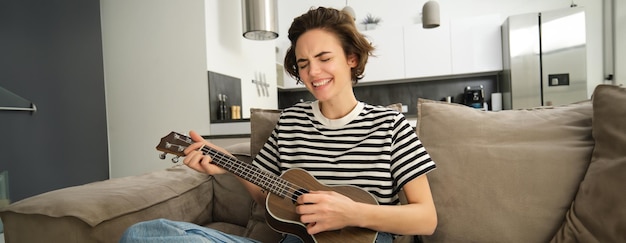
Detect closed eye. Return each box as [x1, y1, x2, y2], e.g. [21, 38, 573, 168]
[296, 51, 332, 69]
[296, 59, 309, 69]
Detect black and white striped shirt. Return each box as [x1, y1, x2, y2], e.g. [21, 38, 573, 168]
[253, 101, 436, 205]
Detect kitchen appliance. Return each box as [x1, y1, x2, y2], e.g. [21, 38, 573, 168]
[501, 7, 587, 109]
[463, 85, 485, 109]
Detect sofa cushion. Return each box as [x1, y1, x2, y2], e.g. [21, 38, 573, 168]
[416, 98, 593, 243]
[226, 142, 253, 158]
[211, 173, 255, 227]
[212, 144, 283, 242]
[0, 165, 212, 227]
[250, 108, 282, 158]
[243, 200, 284, 243]
[552, 84, 626, 242]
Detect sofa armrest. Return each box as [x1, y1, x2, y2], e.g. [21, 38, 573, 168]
[0, 165, 215, 243]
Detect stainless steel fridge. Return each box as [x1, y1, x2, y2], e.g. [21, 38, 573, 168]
[501, 7, 587, 109]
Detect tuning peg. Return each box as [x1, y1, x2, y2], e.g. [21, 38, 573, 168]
[171, 156, 180, 163]
[159, 153, 167, 160]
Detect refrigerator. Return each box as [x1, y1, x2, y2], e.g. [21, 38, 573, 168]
[500, 7, 587, 109]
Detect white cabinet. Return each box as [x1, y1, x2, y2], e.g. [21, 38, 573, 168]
[360, 26, 405, 83]
[277, 14, 503, 88]
[404, 14, 503, 79]
[404, 23, 452, 78]
[275, 41, 303, 90]
[277, 64, 302, 89]
[450, 14, 503, 74]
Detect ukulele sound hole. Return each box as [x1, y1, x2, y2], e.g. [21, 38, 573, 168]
[291, 188, 309, 204]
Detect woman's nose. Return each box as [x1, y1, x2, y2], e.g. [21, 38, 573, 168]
[308, 62, 321, 75]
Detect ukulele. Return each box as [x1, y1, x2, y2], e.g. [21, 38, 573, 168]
[156, 131, 378, 243]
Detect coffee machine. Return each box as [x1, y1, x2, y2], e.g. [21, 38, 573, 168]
[463, 85, 485, 109]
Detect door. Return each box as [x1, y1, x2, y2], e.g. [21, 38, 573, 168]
[540, 8, 588, 106]
[503, 12, 542, 109]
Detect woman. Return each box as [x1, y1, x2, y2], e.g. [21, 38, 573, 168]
[121, 6, 437, 243]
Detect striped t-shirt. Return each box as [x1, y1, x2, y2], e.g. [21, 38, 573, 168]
[252, 101, 436, 205]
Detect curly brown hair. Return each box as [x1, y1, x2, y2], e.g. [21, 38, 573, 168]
[283, 7, 374, 85]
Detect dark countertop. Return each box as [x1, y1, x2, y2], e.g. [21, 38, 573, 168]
[210, 118, 250, 124]
[202, 134, 250, 139]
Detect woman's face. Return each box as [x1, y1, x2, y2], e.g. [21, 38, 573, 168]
[295, 28, 357, 102]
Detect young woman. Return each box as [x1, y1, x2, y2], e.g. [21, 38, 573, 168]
[121, 7, 437, 243]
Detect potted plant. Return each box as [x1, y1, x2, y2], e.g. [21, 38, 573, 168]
[361, 13, 381, 30]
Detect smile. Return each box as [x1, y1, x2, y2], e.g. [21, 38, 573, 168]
[312, 78, 332, 87]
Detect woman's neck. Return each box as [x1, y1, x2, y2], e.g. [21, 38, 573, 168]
[318, 96, 358, 119]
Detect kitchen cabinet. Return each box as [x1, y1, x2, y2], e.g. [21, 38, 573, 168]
[277, 14, 503, 89]
[277, 63, 302, 89]
[275, 41, 303, 90]
[450, 14, 503, 74]
[360, 26, 405, 83]
[404, 23, 452, 78]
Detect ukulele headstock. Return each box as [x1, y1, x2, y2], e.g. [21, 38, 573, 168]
[156, 132, 192, 162]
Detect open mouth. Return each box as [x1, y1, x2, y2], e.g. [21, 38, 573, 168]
[312, 78, 332, 87]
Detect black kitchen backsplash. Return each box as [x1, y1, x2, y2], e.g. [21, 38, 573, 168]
[278, 74, 499, 118]
[208, 71, 242, 122]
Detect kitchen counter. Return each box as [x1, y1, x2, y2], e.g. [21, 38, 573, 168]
[202, 134, 250, 139]
[209, 119, 250, 136]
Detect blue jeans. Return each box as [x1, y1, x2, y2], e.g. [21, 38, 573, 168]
[120, 218, 393, 243]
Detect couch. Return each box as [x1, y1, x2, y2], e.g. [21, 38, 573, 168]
[1, 84, 624, 242]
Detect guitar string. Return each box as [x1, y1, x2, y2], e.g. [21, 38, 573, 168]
[171, 132, 307, 201]
[201, 146, 307, 200]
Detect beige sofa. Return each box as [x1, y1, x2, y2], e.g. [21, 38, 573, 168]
[1, 84, 624, 242]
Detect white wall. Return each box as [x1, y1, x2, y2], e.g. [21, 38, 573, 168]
[102, 0, 279, 178]
[277, 0, 605, 97]
[204, 0, 278, 119]
[616, 0, 625, 86]
[102, 0, 210, 178]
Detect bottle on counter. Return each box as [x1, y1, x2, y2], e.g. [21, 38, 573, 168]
[220, 94, 228, 120]
[217, 94, 223, 120]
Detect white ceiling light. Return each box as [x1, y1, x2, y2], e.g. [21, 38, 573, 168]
[422, 0, 440, 28]
[342, 0, 356, 21]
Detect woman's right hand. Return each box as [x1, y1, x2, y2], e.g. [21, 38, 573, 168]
[183, 130, 228, 175]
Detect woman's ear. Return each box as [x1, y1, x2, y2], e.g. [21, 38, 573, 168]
[347, 54, 358, 68]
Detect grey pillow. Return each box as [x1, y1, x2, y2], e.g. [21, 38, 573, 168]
[416, 98, 593, 243]
[249, 108, 282, 159]
[551, 85, 626, 242]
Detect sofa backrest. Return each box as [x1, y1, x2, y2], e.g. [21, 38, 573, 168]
[249, 108, 282, 159]
[416, 98, 594, 243]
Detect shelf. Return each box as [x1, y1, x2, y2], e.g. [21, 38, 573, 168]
[0, 86, 36, 113]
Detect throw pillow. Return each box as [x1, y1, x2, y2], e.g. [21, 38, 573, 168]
[551, 85, 626, 242]
[249, 108, 282, 158]
[416, 98, 593, 242]
[387, 103, 403, 112]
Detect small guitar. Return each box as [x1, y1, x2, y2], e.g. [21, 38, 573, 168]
[156, 131, 379, 243]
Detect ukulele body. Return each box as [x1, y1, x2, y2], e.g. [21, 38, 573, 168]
[265, 168, 378, 243]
